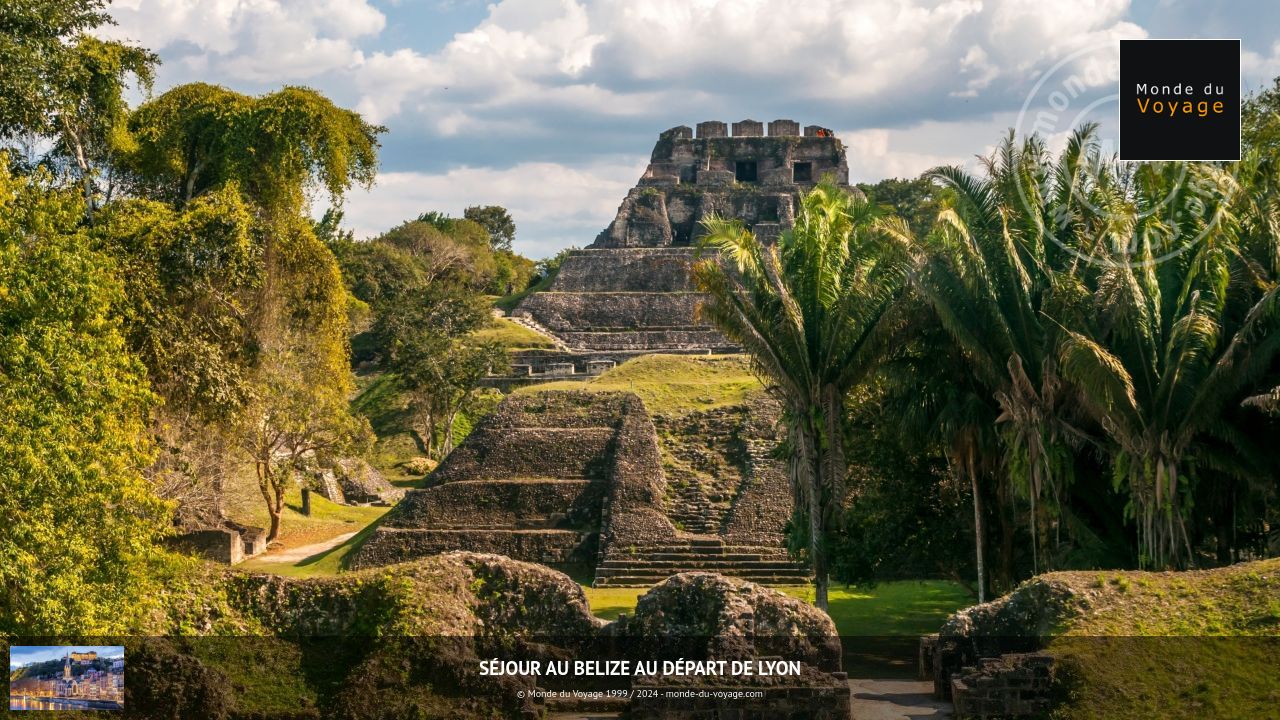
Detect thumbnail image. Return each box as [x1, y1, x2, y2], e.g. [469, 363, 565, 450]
[8, 646, 124, 711]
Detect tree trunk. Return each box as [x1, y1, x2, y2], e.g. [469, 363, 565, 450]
[968, 447, 986, 603]
[269, 482, 285, 543]
[443, 410, 458, 456]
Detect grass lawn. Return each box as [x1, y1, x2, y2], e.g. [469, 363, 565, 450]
[238, 516, 384, 578]
[582, 580, 972, 637]
[472, 316, 557, 349]
[516, 354, 765, 417]
[226, 481, 388, 555]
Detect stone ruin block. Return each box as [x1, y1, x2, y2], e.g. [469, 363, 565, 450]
[171, 521, 267, 565]
[753, 222, 783, 245]
[228, 521, 268, 557]
[545, 362, 576, 376]
[731, 119, 763, 137]
[768, 118, 800, 136]
[804, 124, 835, 137]
[695, 120, 727, 138]
[586, 359, 616, 375]
[661, 125, 693, 140]
[695, 169, 734, 187]
[509, 363, 532, 376]
[760, 166, 793, 185]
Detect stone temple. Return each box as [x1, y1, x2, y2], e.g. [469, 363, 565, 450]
[508, 119, 851, 373]
[355, 122, 853, 585]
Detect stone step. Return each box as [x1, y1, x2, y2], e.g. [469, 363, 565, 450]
[602, 552, 781, 563]
[593, 573, 811, 588]
[594, 564, 808, 576]
[620, 544, 784, 554]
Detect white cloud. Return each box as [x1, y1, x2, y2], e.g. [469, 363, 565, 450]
[344, 0, 1143, 128]
[101, 0, 384, 82]
[337, 159, 646, 258]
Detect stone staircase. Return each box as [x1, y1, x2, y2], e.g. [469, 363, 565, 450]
[666, 480, 718, 534]
[504, 312, 571, 351]
[593, 537, 810, 587]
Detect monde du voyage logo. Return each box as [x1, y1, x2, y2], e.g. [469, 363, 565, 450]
[1120, 39, 1241, 161]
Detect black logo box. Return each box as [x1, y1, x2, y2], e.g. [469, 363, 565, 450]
[1119, 39, 1240, 161]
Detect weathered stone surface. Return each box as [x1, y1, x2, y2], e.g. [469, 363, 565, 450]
[613, 573, 842, 672]
[170, 521, 267, 565]
[331, 457, 404, 504]
[768, 118, 800, 136]
[519, 291, 704, 331]
[696, 120, 727, 138]
[614, 574, 848, 720]
[949, 653, 1056, 719]
[926, 576, 1084, 710]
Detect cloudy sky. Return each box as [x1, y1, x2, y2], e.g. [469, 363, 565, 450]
[99, 0, 1280, 258]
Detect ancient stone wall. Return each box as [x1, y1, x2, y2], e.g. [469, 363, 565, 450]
[351, 527, 598, 569]
[519, 291, 704, 331]
[552, 329, 732, 352]
[948, 653, 1056, 719]
[597, 398, 680, 554]
[550, 248, 700, 292]
[390, 479, 605, 529]
[170, 529, 242, 565]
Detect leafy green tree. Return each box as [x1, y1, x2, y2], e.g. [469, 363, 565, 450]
[694, 183, 911, 610]
[115, 82, 381, 540]
[122, 83, 382, 210]
[46, 36, 156, 219]
[0, 0, 110, 137]
[911, 129, 1106, 574]
[93, 188, 259, 526]
[0, 3, 156, 217]
[873, 306, 1005, 599]
[377, 285, 507, 458]
[239, 341, 372, 542]
[463, 204, 516, 251]
[492, 249, 535, 296]
[857, 176, 949, 239]
[314, 206, 355, 247]
[0, 160, 170, 634]
[95, 187, 259, 418]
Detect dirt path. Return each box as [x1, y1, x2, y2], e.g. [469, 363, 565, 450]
[849, 679, 951, 719]
[251, 532, 357, 564]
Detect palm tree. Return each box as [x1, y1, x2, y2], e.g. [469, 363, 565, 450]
[913, 129, 1102, 573]
[693, 183, 910, 610]
[1057, 160, 1280, 568]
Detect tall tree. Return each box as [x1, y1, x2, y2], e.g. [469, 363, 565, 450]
[377, 284, 507, 458]
[47, 36, 156, 219]
[464, 204, 516, 251]
[114, 83, 382, 540]
[694, 183, 910, 610]
[0, 0, 110, 138]
[915, 129, 1103, 573]
[122, 83, 382, 210]
[0, 160, 169, 634]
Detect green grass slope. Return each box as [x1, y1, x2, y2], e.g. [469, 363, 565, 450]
[942, 558, 1280, 720]
[515, 353, 764, 417]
